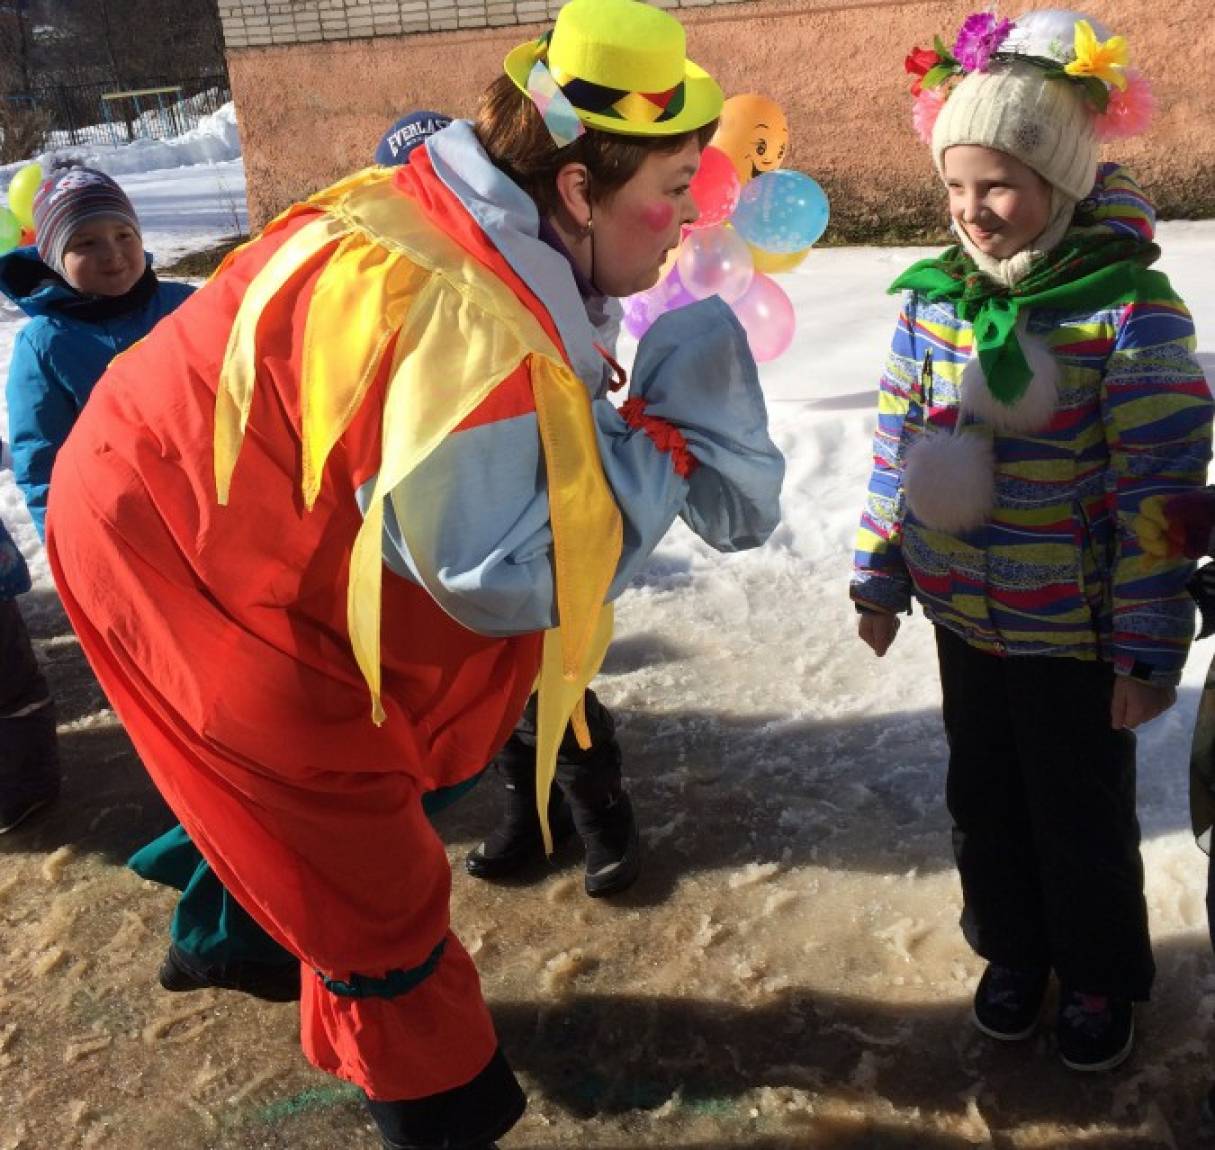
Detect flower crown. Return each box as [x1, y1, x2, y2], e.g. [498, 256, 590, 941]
[905, 11, 1153, 145]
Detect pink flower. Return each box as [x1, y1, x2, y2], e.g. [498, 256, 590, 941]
[1095, 70, 1154, 140]
[952, 12, 1013, 73]
[912, 88, 946, 145]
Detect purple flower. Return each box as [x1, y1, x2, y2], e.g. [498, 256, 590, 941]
[952, 12, 1014, 72]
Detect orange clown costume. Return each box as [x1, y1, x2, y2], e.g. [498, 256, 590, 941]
[46, 71, 782, 1150]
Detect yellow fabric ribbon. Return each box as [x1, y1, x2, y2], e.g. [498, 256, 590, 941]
[534, 604, 614, 853]
[299, 234, 426, 509]
[214, 168, 622, 851]
[214, 213, 348, 504]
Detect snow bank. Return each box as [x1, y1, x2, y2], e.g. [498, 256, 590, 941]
[1, 103, 242, 188]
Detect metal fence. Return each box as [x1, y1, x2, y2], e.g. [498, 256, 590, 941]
[3, 74, 232, 150]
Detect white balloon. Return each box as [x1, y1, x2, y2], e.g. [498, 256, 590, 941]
[1003, 9, 1114, 64]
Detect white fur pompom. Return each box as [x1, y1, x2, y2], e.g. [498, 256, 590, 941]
[960, 315, 1059, 434]
[903, 430, 995, 532]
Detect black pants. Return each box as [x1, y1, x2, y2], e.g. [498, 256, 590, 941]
[936, 626, 1154, 1000]
[494, 687, 622, 806]
[366, 1045, 525, 1149]
[0, 598, 60, 808]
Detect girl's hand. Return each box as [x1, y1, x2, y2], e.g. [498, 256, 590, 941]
[1111, 676, 1176, 730]
[858, 611, 900, 657]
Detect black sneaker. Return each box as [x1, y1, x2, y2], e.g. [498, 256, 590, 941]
[1057, 989, 1134, 1071]
[971, 963, 1050, 1041]
[158, 944, 300, 1003]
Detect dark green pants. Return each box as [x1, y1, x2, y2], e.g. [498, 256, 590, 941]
[129, 774, 485, 969]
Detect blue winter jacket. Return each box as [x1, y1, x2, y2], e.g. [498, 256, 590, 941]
[0, 245, 194, 540]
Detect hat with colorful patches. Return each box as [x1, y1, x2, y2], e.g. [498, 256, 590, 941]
[504, 0, 723, 147]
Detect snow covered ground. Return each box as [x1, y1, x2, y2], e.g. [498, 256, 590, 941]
[3, 110, 1215, 1148]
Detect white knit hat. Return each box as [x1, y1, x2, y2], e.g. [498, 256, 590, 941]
[931, 10, 1115, 201]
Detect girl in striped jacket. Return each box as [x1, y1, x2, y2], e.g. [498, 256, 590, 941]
[852, 9, 1212, 1073]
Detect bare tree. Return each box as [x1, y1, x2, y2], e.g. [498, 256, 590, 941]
[0, 0, 34, 93]
[9, 0, 227, 91]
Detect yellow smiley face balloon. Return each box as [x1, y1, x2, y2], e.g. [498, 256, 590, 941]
[710, 94, 789, 185]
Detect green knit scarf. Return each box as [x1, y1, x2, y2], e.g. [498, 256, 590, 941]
[890, 232, 1171, 406]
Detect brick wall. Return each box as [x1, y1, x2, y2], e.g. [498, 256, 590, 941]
[224, 0, 1215, 237]
[218, 0, 749, 47]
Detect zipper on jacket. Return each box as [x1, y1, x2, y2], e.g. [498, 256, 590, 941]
[919, 348, 934, 424]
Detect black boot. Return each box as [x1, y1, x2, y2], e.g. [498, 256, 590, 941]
[555, 691, 641, 898]
[157, 943, 301, 1003]
[465, 733, 575, 879]
[366, 1046, 525, 1150]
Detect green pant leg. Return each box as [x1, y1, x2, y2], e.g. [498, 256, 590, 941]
[129, 824, 295, 967]
[130, 772, 487, 969]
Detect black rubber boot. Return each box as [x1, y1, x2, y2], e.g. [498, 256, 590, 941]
[465, 743, 575, 879]
[157, 943, 301, 1003]
[555, 692, 640, 898]
[366, 1046, 525, 1150]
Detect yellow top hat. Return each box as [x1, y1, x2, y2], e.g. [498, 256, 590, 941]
[504, 0, 723, 138]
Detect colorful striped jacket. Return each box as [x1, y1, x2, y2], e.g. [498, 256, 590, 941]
[851, 164, 1213, 685]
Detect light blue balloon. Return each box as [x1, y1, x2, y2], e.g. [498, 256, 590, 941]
[731, 170, 830, 254]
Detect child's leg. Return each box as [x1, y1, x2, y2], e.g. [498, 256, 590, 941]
[935, 626, 1050, 970]
[1007, 655, 1153, 1000]
[0, 598, 60, 832]
[128, 824, 298, 978]
[467, 686, 638, 896]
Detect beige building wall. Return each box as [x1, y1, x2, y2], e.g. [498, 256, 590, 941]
[221, 0, 1215, 240]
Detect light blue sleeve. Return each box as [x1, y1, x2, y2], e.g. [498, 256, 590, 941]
[367, 298, 784, 636]
[5, 326, 75, 543]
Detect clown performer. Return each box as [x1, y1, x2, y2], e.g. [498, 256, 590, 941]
[44, 2, 784, 1148]
[373, 110, 638, 898]
[852, 9, 1211, 1072]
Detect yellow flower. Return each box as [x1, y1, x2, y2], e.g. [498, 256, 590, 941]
[1064, 19, 1129, 90]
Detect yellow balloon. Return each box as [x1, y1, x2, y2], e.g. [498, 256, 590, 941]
[710, 94, 789, 185]
[7, 163, 43, 231]
[748, 244, 809, 274]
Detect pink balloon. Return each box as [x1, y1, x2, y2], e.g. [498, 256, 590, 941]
[676, 225, 754, 304]
[730, 272, 796, 363]
[621, 265, 694, 339]
[687, 145, 741, 230]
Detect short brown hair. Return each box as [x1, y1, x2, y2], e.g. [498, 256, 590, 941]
[475, 74, 717, 217]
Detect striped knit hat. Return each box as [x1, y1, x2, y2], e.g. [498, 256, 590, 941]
[33, 168, 141, 280]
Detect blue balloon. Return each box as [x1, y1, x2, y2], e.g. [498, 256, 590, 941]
[731, 170, 830, 254]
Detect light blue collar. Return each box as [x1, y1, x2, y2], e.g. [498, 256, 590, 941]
[425, 120, 617, 395]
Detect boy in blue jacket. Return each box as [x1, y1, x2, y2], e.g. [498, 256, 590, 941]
[1, 167, 194, 539]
